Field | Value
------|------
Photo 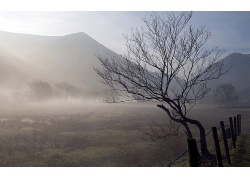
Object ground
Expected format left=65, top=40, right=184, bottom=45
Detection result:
left=0, top=102, right=249, bottom=166
left=231, top=134, right=250, bottom=166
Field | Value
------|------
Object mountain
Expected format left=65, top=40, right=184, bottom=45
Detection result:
left=0, top=30, right=60, bottom=58
left=0, top=30, right=249, bottom=101
left=0, top=31, right=122, bottom=93
left=203, top=53, right=250, bottom=101
left=209, top=53, right=250, bottom=90
left=24, top=32, right=118, bottom=90
left=0, top=46, right=50, bottom=89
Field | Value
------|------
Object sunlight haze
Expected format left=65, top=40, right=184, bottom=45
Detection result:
left=0, top=11, right=249, bottom=56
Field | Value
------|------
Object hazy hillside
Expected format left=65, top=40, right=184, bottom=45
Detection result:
left=0, top=31, right=122, bottom=94
left=0, top=45, right=62, bottom=91
left=0, top=46, right=45, bottom=89
left=208, top=53, right=250, bottom=90
left=0, top=30, right=249, bottom=101
left=24, top=32, right=119, bottom=90
left=0, top=30, right=60, bottom=58
left=0, top=46, right=28, bottom=89
left=202, top=53, right=250, bottom=102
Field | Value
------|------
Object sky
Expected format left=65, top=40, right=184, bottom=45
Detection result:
left=0, top=1, right=249, bottom=57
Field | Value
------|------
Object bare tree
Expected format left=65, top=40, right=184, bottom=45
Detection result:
left=54, top=82, right=82, bottom=101
left=26, top=79, right=53, bottom=102
left=214, top=83, right=238, bottom=110
left=94, top=12, right=227, bottom=156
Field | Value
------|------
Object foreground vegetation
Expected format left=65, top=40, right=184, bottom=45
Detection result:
left=231, top=134, right=250, bottom=166
left=0, top=102, right=249, bottom=166
left=0, top=103, right=186, bottom=166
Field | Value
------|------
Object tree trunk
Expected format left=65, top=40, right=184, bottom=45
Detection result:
left=181, top=121, right=193, bottom=138
left=157, top=104, right=193, bottom=138
left=156, top=104, right=207, bottom=156
left=185, top=117, right=210, bottom=157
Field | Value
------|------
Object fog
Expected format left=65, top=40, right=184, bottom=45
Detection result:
left=0, top=31, right=122, bottom=107
left=0, top=30, right=250, bottom=167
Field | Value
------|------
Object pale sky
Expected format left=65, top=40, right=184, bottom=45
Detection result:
left=0, top=1, right=249, bottom=57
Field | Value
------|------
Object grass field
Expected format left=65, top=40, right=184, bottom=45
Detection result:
left=231, top=134, right=250, bottom=167
left=0, top=102, right=249, bottom=167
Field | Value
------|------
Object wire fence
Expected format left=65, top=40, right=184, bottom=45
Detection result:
left=166, top=114, right=242, bottom=167
left=197, top=114, right=241, bottom=167
left=167, top=149, right=188, bottom=167
left=224, top=124, right=234, bottom=151
left=197, top=129, right=217, bottom=167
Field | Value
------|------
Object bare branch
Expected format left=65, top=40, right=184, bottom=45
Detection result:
left=93, top=11, right=228, bottom=156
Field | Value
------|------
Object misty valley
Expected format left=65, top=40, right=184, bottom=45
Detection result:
left=0, top=11, right=250, bottom=167
left=0, top=102, right=188, bottom=166
left=0, top=102, right=249, bottom=166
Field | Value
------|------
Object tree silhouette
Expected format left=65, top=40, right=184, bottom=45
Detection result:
left=26, top=79, right=53, bottom=102
left=214, top=83, right=238, bottom=110
left=54, top=82, right=82, bottom=101
left=94, top=12, right=228, bottom=156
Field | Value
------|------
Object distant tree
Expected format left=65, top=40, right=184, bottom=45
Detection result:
left=54, top=82, right=83, bottom=101
left=214, top=83, right=238, bottom=110
left=26, top=79, right=53, bottom=102
left=99, top=89, right=120, bottom=103
left=94, top=11, right=228, bottom=156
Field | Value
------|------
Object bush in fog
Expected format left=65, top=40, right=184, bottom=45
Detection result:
left=26, top=79, right=53, bottom=102
left=54, top=81, right=85, bottom=101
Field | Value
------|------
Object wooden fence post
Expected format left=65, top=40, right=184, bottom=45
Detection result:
left=212, top=127, right=223, bottom=167
left=187, top=138, right=199, bottom=167
left=237, top=115, right=240, bottom=136
left=220, top=121, right=231, bottom=164
left=229, top=117, right=236, bottom=148
left=239, top=114, right=241, bottom=134
left=234, top=116, right=237, bottom=141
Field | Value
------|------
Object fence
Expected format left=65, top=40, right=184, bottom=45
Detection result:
left=167, top=114, right=242, bottom=167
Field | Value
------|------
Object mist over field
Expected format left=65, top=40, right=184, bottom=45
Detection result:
left=0, top=11, right=250, bottom=167
left=1, top=30, right=250, bottom=106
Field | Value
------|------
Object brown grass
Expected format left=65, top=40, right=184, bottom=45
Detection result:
left=0, top=102, right=249, bottom=166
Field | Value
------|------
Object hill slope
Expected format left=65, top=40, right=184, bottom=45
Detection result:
left=0, top=30, right=60, bottom=58
left=0, top=30, right=249, bottom=99
left=203, top=53, right=250, bottom=102
left=24, top=32, right=119, bottom=90
left=0, top=46, right=51, bottom=89
left=210, top=53, right=250, bottom=90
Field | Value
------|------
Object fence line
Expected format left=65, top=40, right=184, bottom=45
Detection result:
left=197, top=129, right=217, bottom=167
left=167, top=149, right=189, bottom=167
left=166, top=114, right=241, bottom=167
left=187, top=114, right=241, bottom=167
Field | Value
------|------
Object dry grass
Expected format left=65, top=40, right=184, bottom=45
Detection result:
left=0, top=102, right=249, bottom=166
left=231, top=134, right=250, bottom=167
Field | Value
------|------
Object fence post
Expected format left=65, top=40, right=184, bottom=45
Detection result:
left=234, top=116, right=237, bottom=141
left=237, top=115, right=240, bottom=136
left=212, top=127, right=223, bottom=167
left=187, top=138, right=199, bottom=167
left=239, top=114, right=241, bottom=134
left=220, top=121, right=231, bottom=164
left=229, top=117, right=236, bottom=148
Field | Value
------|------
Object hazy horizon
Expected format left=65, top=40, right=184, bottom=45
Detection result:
left=0, top=11, right=249, bottom=56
